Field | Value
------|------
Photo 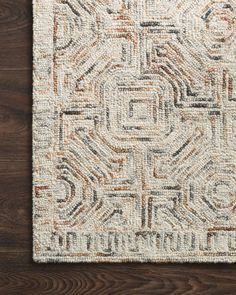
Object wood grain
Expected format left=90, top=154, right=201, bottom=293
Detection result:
left=0, top=0, right=236, bottom=294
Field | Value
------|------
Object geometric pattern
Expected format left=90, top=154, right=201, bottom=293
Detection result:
left=33, top=0, right=236, bottom=262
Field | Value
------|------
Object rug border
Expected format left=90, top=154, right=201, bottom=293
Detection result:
left=33, top=255, right=236, bottom=264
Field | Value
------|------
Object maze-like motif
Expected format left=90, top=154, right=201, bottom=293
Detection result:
left=33, top=0, right=236, bottom=262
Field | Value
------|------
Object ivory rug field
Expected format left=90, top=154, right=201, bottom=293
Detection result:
left=33, top=0, right=236, bottom=263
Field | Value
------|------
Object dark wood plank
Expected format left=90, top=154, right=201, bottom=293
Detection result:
left=0, top=0, right=32, bottom=256
left=0, top=0, right=32, bottom=70
left=1, top=0, right=236, bottom=294
left=0, top=71, right=31, bottom=161
left=1, top=253, right=236, bottom=295
left=0, top=160, right=31, bottom=252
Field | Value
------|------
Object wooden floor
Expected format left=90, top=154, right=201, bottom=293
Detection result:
left=1, top=1, right=236, bottom=294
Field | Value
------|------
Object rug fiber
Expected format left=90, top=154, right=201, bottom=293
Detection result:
left=33, top=0, right=236, bottom=263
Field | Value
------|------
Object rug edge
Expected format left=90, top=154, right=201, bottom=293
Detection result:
left=33, top=255, right=236, bottom=264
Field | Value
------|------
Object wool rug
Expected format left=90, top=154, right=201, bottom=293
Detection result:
left=33, top=0, right=236, bottom=263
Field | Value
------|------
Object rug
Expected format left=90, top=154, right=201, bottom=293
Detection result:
left=33, top=0, right=236, bottom=263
